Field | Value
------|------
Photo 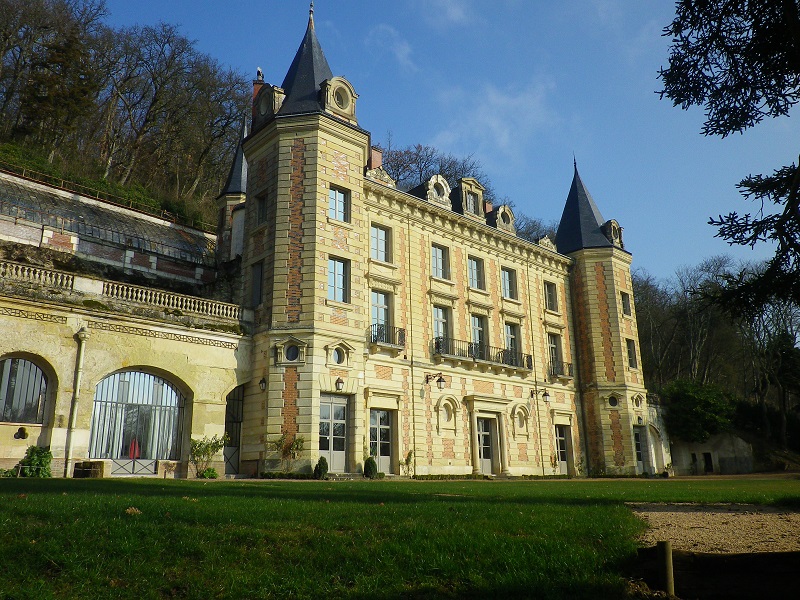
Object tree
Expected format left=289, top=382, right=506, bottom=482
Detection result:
left=662, top=380, right=735, bottom=443
left=659, top=0, right=800, bottom=309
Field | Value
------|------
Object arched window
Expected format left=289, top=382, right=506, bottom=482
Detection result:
left=89, top=371, right=185, bottom=462
left=0, top=357, right=47, bottom=424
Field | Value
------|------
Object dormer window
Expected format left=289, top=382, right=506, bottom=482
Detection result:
left=323, top=76, right=358, bottom=122
left=466, top=191, right=480, bottom=215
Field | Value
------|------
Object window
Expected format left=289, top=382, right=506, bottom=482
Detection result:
left=328, top=257, right=349, bottom=302
left=505, top=323, right=519, bottom=353
left=371, top=290, right=391, bottom=343
left=370, top=224, right=391, bottom=263
left=431, top=244, right=450, bottom=279
left=328, top=187, right=349, bottom=222
left=626, top=339, right=638, bottom=369
left=544, top=281, right=558, bottom=312
left=0, top=357, right=47, bottom=424
left=468, top=256, right=485, bottom=289
left=256, top=193, right=268, bottom=224
left=471, top=314, right=487, bottom=359
left=501, top=268, right=517, bottom=299
left=433, top=305, right=450, bottom=340
left=621, top=291, right=632, bottom=316
left=548, top=333, right=563, bottom=375
left=251, top=261, right=263, bottom=307
left=466, top=191, right=480, bottom=214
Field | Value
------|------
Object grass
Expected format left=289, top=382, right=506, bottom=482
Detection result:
left=1, top=477, right=799, bottom=600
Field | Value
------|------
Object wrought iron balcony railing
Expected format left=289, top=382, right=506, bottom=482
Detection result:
left=368, top=323, right=406, bottom=347
left=432, top=337, right=532, bottom=369
left=549, top=361, right=573, bottom=378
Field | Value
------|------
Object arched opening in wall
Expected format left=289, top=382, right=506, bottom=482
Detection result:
left=88, top=370, right=186, bottom=476
left=224, top=385, right=245, bottom=475
left=0, top=356, right=49, bottom=425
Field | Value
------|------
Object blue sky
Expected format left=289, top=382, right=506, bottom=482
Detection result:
left=104, top=0, right=797, bottom=281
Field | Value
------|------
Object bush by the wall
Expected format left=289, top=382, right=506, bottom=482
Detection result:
left=363, top=456, right=378, bottom=479
left=313, top=456, right=329, bottom=480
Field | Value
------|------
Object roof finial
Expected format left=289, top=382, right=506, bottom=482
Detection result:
left=573, top=153, right=577, bottom=170
left=309, top=2, right=314, bottom=29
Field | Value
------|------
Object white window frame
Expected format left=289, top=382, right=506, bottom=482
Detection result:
left=371, top=290, right=391, bottom=328
left=433, top=305, right=450, bottom=340
left=370, top=224, right=391, bottom=263
left=328, top=257, right=349, bottom=303
left=626, top=338, right=638, bottom=369
left=501, top=267, right=517, bottom=299
left=431, top=244, right=450, bottom=279
left=544, top=281, right=558, bottom=312
left=328, top=187, right=350, bottom=222
left=621, top=291, right=632, bottom=316
left=468, top=256, right=485, bottom=290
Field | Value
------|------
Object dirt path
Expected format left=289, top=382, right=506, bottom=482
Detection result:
left=629, top=503, right=800, bottom=553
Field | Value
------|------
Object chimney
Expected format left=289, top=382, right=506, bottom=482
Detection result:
left=369, top=146, right=383, bottom=170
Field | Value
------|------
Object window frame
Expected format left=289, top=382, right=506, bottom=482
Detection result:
left=626, top=338, right=638, bottom=369
left=466, top=191, right=481, bottom=215
left=504, top=322, right=519, bottom=353
left=433, top=305, right=451, bottom=340
left=328, top=187, right=350, bottom=222
left=370, top=224, right=391, bottom=263
left=256, top=193, right=268, bottom=225
left=501, top=267, right=518, bottom=300
left=0, top=357, right=47, bottom=424
left=371, top=289, right=391, bottom=328
left=548, top=333, right=563, bottom=369
left=251, top=261, right=263, bottom=307
left=431, top=244, right=450, bottom=280
left=467, top=256, right=485, bottom=290
left=544, top=281, right=559, bottom=312
left=328, top=256, right=350, bottom=303
left=621, top=291, right=632, bottom=316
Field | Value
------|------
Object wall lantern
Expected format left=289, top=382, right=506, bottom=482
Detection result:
left=425, top=373, right=446, bottom=391
left=541, top=390, right=550, bottom=403
left=259, top=377, right=267, bottom=392
left=335, top=377, right=345, bottom=392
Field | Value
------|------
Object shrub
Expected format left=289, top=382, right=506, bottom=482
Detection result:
left=363, top=456, right=378, bottom=479
left=271, top=433, right=305, bottom=472
left=189, top=434, right=227, bottom=478
left=400, top=449, right=414, bottom=477
left=198, top=467, right=219, bottom=479
left=19, top=446, right=52, bottom=478
left=313, top=456, right=329, bottom=480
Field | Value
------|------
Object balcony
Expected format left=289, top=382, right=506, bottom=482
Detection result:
left=548, top=360, right=574, bottom=382
left=432, top=337, right=532, bottom=373
left=367, top=324, right=406, bottom=355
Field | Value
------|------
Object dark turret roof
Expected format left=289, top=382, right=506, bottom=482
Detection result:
left=278, top=8, right=333, bottom=116
left=555, top=164, right=613, bottom=254
left=219, top=119, right=248, bottom=197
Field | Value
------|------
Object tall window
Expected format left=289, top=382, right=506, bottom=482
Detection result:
left=433, top=305, right=450, bottom=340
left=0, top=357, right=47, bottom=424
left=89, top=371, right=185, bottom=461
left=544, top=281, right=558, bottom=312
left=431, top=244, right=450, bottom=279
left=621, top=291, right=632, bottom=316
left=328, top=257, right=349, bottom=302
left=505, top=323, right=519, bottom=353
left=466, top=191, right=480, bottom=214
left=501, top=267, right=517, bottom=299
left=371, top=290, right=391, bottom=343
left=370, top=224, right=391, bottom=263
left=471, top=314, right=487, bottom=359
left=468, top=256, right=485, bottom=289
left=626, top=339, right=638, bottom=369
left=328, top=187, right=350, bottom=222
left=251, top=261, right=263, bottom=307
left=548, top=333, right=563, bottom=375
left=256, top=193, right=268, bottom=224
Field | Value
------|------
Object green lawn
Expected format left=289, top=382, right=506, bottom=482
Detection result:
left=1, top=477, right=798, bottom=600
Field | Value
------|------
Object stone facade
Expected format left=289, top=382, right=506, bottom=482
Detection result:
left=0, top=12, right=669, bottom=478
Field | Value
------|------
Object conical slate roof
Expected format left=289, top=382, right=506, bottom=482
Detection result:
left=555, top=164, right=613, bottom=254
left=278, top=8, right=333, bottom=116
left=219, top=119, right=248, bottom=197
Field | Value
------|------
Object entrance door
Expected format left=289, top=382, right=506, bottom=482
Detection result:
left=320, top=395, right=347, bottom=472
left=633, top=426, right=649, bottom=474
left=555, top=425, right=569, bottom=474
left=224, top=385, right=244, bottom=475
left=477, top=418, right=494, bottom=474
left=369, top=409, right=392, bottom=474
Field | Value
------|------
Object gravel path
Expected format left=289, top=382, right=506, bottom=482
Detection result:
left=629, top=503, right=800, bottom=553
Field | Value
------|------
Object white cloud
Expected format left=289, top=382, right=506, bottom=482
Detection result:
left=365, top=24, right=417, bottom=73
left=429, top=79, right=558, bottom=170
left=429, top=0, right=471, bottom=25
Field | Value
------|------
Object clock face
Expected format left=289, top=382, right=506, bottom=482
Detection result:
left=333, top=87, right=349, bottom=110
left=258, top=93, right=270, bottom=116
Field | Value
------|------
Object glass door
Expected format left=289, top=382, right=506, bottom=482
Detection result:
left=320, top=394, right=347, bottom=472
left=555, top=425, right=569, bottom=474
left=477, top=417, right=493, bottom=474
left=369, top=409, right=392, bottom=474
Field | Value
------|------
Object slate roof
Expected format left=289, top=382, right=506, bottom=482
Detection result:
left=0, top=174, right=215, bottom=265
left=219, top=119, right=248, bottom=197
left=278, top=9, right=333, bottom=117
left=555, top=165, right=613, bottom=254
